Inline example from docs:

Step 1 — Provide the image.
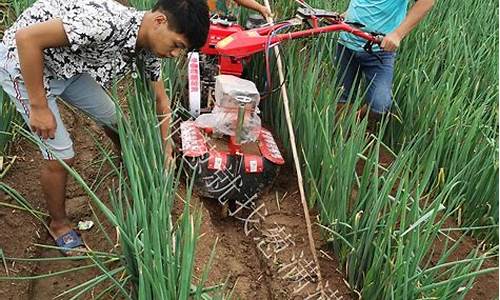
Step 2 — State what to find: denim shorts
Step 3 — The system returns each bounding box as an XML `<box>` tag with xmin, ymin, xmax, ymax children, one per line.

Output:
<box><xmin>336</xmin><ymin>44</ymin><xmax>396</xmax><ymax>114</ymax></box>
<box><xmin>0</xmin><ymin>44</ymin><xmax>116</xmax><ymax>160</ymax></box>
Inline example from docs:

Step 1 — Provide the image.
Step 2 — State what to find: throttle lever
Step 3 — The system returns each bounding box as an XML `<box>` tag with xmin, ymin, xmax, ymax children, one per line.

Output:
<box><xmin>363</xmin><ymin>34</ymin><xmax>385</xmax><ymax>64</ymax></box>
<box><xmin>344</xmin><ymin>21</ymin><xmax>365</xmax><ymax>28</ymax></box>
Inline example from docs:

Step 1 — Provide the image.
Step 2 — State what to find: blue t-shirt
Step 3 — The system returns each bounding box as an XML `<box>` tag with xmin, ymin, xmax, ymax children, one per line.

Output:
<box><xmin>340</xmin><ymin>0</ymin><xmax>409</xmax><ymax>52</ymax></box>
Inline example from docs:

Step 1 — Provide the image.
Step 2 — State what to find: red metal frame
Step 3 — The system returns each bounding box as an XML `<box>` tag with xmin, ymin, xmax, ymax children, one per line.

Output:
<box><xmin>215</xmin><ymin>20</ymin><xmax>381</xmax><ymax>59</ymax></box>
<box><xmin>199</xmin><ymin>11</ymin><xmax>381</xmax><ymax>77</ymax></box>
<box><xmin>219</xmin><ymin>56</ymin><xmax>244</xmax><ymax>76</ymax></box>
<box><xmin>200</xmin><ymin>22</ymin><xmax>244</xmax><ymax>55</ymax></box>
<box><xmin>200</xmin><ymin>21</ymin><xmax>247</xmax><ymax>76</ymax></box>
<box><xmin>185</xmin><ymin>9</ymin><xmax>382</xmax><ymax>169</ymax></box>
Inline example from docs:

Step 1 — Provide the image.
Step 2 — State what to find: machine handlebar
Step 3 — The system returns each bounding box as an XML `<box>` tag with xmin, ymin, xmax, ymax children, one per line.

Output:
<box><xmin>215</xmin><ymin>8</ymin><xmax>383</xmax><ymax>58</ymax></box>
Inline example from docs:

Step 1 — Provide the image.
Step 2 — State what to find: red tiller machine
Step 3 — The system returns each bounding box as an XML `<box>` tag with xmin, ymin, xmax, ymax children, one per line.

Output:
<box><xmin>180</xmin><ymin>4</ymin><xmax>382</xmax><ymax>202</ymax></box>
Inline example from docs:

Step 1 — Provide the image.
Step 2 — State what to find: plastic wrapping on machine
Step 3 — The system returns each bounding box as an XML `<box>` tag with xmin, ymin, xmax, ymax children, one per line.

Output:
<box><xmin>195</xmin><ymin>75</ymin><xmax>261</xmax><ymax>143</ymax></box>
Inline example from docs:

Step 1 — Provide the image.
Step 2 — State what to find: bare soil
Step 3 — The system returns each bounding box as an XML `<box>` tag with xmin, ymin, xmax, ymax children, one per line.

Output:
<box><xmin>0</xmin><ymin>104</ymin><xmax>497</xmax><ymax>299</ymax></box>
<box><xmin>0</xmin><ymin>103</ymin><xmax>353</xmax><ymax>299</ymax></box>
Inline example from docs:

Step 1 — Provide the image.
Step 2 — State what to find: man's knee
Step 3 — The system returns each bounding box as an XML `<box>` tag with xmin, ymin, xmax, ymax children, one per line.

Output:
<box><xmin>368</xmin><ymin>92</ymin><xmax>392</xmax><ymax>114</ymax></box>
<box><xmin>366</xmin><ymin>80</ymin><xmax>393</xmax><ymax>114</ymax></box>
<box><xmin>95</xmin><ymin>107</ymin><xmax>117</xmax><ymax>128</ymax></box>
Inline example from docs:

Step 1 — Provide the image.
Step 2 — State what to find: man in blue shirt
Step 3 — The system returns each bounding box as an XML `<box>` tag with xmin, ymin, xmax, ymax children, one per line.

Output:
<box><xmin>337</xmin><ymin>0</ymin><xmax>435</xmax><ymax>128</ymax></box>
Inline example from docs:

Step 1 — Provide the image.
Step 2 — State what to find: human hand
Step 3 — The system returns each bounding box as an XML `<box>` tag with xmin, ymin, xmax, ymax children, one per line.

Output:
<box><xmin>258</xmin><ymin>5</ymin><xmax>273</xmax><ymax>19</ymax></box>
<box><xmin>164</xmin><ymin>154</ymin><xmax>176</xmax><ymax>170</ymax></box>
<box><xmin>380</xmin><ymin>31</ymin><xmax>403</xmax><ymax>52</ymax></box>
<box><xmin>30</xmin><ymin>105</ymin><xmax>56</xmax><ymax>139</ymax></box>
<box><xmin>163</xmin><ymin>139</ymin><xmax>176</xmax><ymax>168</ymax></box>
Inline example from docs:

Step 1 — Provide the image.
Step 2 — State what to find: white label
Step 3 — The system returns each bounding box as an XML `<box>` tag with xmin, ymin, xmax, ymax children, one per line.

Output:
<box><xmin>250</xmin><ymin>160</ymin><xmax>258</xmax><ymax>172</ymax></box>
<box><xmin>188</xmin><ymin>52</ymin><xmax>201</xmax><ymax>117</ymax></box>
<box><xmin>214</xmin><ymin>157</ymin><xmax>223</xmax><ymax>169</ymax></box>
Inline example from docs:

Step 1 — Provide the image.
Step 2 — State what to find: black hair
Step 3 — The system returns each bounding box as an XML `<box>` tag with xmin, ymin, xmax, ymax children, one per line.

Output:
<box><xmin>152</xmin><ymin>0</ymin><xmax>209</xmax><ymax>50</ymax></box>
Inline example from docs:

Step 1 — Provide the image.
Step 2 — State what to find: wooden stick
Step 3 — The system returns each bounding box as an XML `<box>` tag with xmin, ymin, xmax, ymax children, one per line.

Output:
<box><xmin>262</xmin><ymin>0</ymin><xmax>323</xmax><ymax>287</ymax></box>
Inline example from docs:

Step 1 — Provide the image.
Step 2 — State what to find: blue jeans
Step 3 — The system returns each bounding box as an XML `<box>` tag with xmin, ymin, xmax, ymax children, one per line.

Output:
<box><xmin>336</xmin><ymin>44</ymin><xmax>396</xmax><ymax>114</ymax></box>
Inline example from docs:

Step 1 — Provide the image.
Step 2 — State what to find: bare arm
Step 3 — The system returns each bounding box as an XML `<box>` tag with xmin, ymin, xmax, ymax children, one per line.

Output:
<box><xmin>15</xmin><ymin>19</ymin><xmax>70</xmax><ymax>139</ymax></box>
<box><xmin>151</xmin><ymin>79</ymin><xmax>173</xmax><ymax>161</ymax></box>
<box><xmin>381</xmin><ymin>0</ymin><xmax>435</xmax><ymax>51</ymax></box>
<box><xmin>233</xmin><ymin>0</ymin><xmax>271</xmax><ymax>17</ymax></box>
